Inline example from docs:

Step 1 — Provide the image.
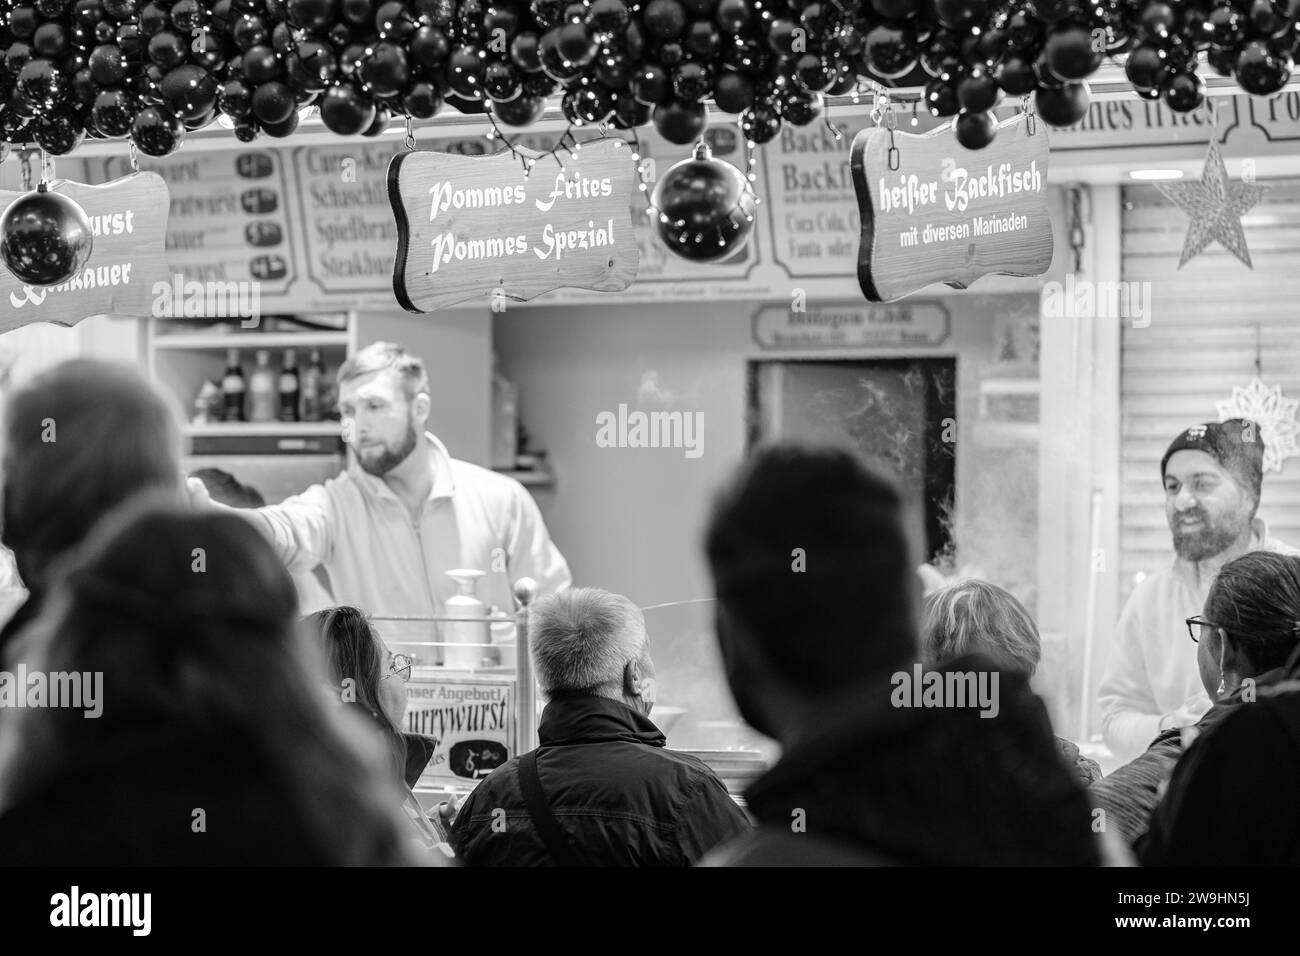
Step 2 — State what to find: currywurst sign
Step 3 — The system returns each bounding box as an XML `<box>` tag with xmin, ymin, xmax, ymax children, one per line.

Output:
<box><xmin>850</xmin><ymin>113</ymin><xmax>1053</xmax><ymax>302</ymax></box>
<box><xmin>389</xmin><ymin>137</ymin><xmax>639</xmax><ymax>311</ymax></box>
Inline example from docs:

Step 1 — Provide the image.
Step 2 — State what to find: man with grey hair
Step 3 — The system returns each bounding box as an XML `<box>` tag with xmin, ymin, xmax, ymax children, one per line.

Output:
<box><xmin>450</xmin><ymin>587</ymin><xmax>750</xmax><ymax>866</ymax></box>
<box><xmin>187</xmin><ymin>341</ymin><xmax>570</xmax><ymax>649</ymax></box>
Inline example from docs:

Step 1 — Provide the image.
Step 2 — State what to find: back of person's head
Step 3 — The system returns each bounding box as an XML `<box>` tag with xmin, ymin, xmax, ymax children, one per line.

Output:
<box><xmin>191</xmin><ymin>468</ymin><xmax>266</xmax><ymax>508</ymax></box>
<box><xmin>0</xmin><ymin>496</ymin><xmax>413</xmax><ymax>865</ymax></box>
<box><xmin>531</xmin><ymin>587</ymin><xmax>650</xmax><ymax>700</ymax></box>
<box><xmin>305</xmin><ymin>605</ymin><xmax>406</xmax><ymax>776</ymax></box>
<box><xmin>921</xmin><ymin>579</ymin><xmax>1041</xmax><ymax>677</ymax></box>
<box><xmin>1206</xmin><ymin>550</ymin><xmax>1300</xmax><ymax>675</ymax></box>
<box><xmin>704</xmin><ymin>442</ymin><xmax>918</xmax><ymax>694</ymax></box>
<box><xmin>1</xmin><ymin>360</ymin><xmax>181</xmax><ymax>591</ymax></box>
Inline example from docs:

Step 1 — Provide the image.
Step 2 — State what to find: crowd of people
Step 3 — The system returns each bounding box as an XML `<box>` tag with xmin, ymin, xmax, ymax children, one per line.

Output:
<box><xmin>0</xmin><ymin>350</ymin><xmax>1297</xmax><ymax>866</ymax></box>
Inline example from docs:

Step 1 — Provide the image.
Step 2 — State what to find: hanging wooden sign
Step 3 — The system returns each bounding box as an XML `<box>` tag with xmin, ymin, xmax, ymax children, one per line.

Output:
<box><xmin>388</xmin><ymin>137</ymin><xmax>639</xmax><ymax>312</ymax></box>
<box><xmin>0</xmin><ymin>172</ymin><xmax>171</xmax><ymax>334</ymax></box>
<box><xmin>850</xmin><ymin>113</ymin><xmax>1053</xmax><ymax>303</ymax></box>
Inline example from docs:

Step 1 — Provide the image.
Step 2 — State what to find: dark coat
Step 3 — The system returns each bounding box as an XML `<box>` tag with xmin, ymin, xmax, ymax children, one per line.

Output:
<box><xmin>1137</xmin><ymin>679</ymin><xmax>1300</xmax><ymax>866</ymax></box>
<box><xmin>703</xmin><ymin>655</ymin><xmax>1102</xmax><ymax>867</ymax></box>
<box><xmin>449</xmin><ymin>694</ymin><xmax>751</xmax><ymax>866</ymax></box>
<box><xmin>0</xmin><ymin>721</ymin><xmax>401</xmax><ymax>866</ymax></box>
<box><xmin>1088</xmin><ymin>669</ymin><xmax>1285</xmax><ymax>846</ymax></box>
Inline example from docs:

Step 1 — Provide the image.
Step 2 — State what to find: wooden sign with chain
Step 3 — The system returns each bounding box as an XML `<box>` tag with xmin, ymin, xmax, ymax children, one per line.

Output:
<box><xmin>850</xmin><ymin>108</ymin><xmax>1054</xmax><ymax>303</ymax></box>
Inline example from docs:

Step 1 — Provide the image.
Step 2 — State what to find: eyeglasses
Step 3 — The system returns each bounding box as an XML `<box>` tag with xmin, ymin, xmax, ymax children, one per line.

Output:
<box><xmin>382</xmin><ymin>653</ymin><xmax>413</xmax><ymax>683</ymax></box>
<box><xmin>1185</xmin><ymin>616</ymin><xmax>1222</xmax><ymax>644</ymax></box>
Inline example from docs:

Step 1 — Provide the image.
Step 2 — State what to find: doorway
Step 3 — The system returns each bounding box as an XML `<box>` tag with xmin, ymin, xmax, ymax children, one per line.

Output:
<box><xmin>747</xmin><ymin>358</ymin><xmax>958</xmax><ymax>564</ymax></box>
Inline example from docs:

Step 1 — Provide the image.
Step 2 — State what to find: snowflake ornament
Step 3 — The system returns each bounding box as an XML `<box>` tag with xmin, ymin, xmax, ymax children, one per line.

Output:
<box><xmin>1216</xmin><ymin>378</ymin><xmax>1300</xmax><ymax>473</ymax></box>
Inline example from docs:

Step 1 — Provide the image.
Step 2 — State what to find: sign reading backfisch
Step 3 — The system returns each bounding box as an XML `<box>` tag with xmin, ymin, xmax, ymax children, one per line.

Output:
<box><xmin>850</xmin><ymin>112</ymin><xmax>1053</xmax><ymax>303</ymax></box>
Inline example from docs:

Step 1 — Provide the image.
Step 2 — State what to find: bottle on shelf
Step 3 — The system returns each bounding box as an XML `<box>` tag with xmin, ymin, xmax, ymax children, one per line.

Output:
<box><xmin>220</xmin><ymin>349</ymin><xmax>245</xmax><ymax>423</ymax></box>
<box><xmin>301</xmin><ymin>348</ymin><xmax>324</xmax><ymax>422</ymax></box>
<box><xmin>443</xmin><ymin>569</ymin><xmax>490</xmax><ymax>670</ymax></box>
<box><xmin>278</xmin><ymin>349</ymin><xmax>300</xmax><ymax>422</ymax></box>
<box><xmin>248</xmin><ymin>349</ymin><xmax>277</xmax><ymax>423</ymax></box>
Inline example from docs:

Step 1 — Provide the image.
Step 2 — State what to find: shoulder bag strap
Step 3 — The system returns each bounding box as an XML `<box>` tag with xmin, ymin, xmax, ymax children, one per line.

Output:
<box><xmin>517</xmin><ymin>749</ymin><xmax>580</xmax><ymax>867</ymax></box>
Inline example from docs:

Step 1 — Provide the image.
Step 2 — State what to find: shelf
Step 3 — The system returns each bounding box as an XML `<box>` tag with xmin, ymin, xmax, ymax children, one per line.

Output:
<box><xmin>495</xmin><ymin>468</ymin><xmax>554</xmax><ymax>487</ymax></box>
<box><xmin>155</xmin><ymin>331</ymin><xmax>351</xmax><ymax>350</ymax></box>
<box><xmin>186</xmin><ymin>422</ymin><xmax>342</xmax><ymax>437</ymax></box>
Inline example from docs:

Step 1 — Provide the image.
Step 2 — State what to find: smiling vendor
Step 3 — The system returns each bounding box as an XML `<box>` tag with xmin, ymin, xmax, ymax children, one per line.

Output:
<box><xmin>188</xmin><ymin>341</ymin><xmax>571</xmax><ymax>651</ymax></box>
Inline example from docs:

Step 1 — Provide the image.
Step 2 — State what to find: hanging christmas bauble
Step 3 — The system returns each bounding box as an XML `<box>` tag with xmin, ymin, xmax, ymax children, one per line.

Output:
<box><xmin>586</xmin><ymin>0</ymin><xmax>629</xmax><ymax>37</ymax></box>
<box><xmin>17</xmin><ymin>57</ymin><xmax>62</xmax><ymax>108</ymax></box>
<box><xmin>252</xmin><ymin>81</ymin><xmax>296</xmax><ymax>124</ymax></box>
<box><xmin>954</xmin><ymin>109</ymin><xmax>996</xmax><ymax>149</ymax></box>
<box><xmin>612</xmin><ymin>91</ymin><xmax>651</xmax><ymax>127</ymax></box>
<box><xmin>1035</xmin><ymin>80</ymin><xmax>1090</xmax><ymax>126</ymax></box>
<box><xmin>362</xmin><ymin>103</ymin><xmax>391</xmax><ymax>136</ymax></box>
<box><xmin>0</xmin><ymin>186</ymin><xmax>94</xmax><ymax>285</ymax></box>
<box><xmin>780</xmin><ymin>89</ymin><xmax>823</xmax><ymax>126</ymax></box>
<box><xmin>92</xmin><ymin>87</ymin><xmax>136</xmax><ymax>135</ymax></box>
<box><xmin>934</xmin><ymin>0</ymin><xmax>989</xmax><ymax>31</ymax></box>
<box><xmin>1236</xmin><ymin>40</ymin><xmax>1292</xmax><ymax>95</ymax></box>
<box><xmin>161</xmin><ymin>64</ymin><xmax>219</xmax><ymax>123</ymax></box>
<box><xmin>360</xmin><ymin>40</ymin><xmax>410</xmax><ymax>97</ymax></box>
<box><xmin>1124</xmin><ymin>43</ymin><xmax>1168</xmax><ymax>91</ymax></box>
<box><xmin>34</xmin><ymin>110</ymin><xmax>86</xmax><ymax>155</ymax></box>
<box><xmin>1043</xmin><ymin>22</ymin><xmax>1101</xmax><ymax>81</ymax></box>
<box><xmin>651</xmin><ymin>142</ymin><xmax>756</xmax><ymax>262</ymax></box>
<box><xmin>925</xmin><ymin>76</ymin><xmax>960</xmax><ymax>116</ymax></box>
<box><xmin>320</xmin><ymin>81</ymin><xmax>377</xmax><ymax>134</ymax></box>
<box><xmin>631</xmin><ymin>62</ymin><xmax>673</xmax><ymax>104</ymax></box>
<box><xmin>130</xmin><ymin>103</ymin><xmax>185</xmax><ymax>155</ymax></box>
<box><xmin>956</xmin><ymin>64</ymin><xmax>999</xmax><ymax>111</ymax></box>
<box><xmin>1163</xmin><ymin>71</ymin><xmax>1205</xmax><ymax>112</ymax></box>
<box><xmin>713</xmin><ymin>70</ymin><xmax>755</xmax><ymax>113</ymax></box>
<box><xmin>402</xmin><ymin>81</ymin><xmax>443</xmax><ymax>118</ymax></box>
<box><xmin>644</xmin><ymin>0</ymin><xmax>688</xmax><ymax>39</ymax></box>
<box><xmin>491</xmin><ymin>91</ymin><xmax>545</xmax><ymax>125</ymax></box>
<box><xmin>483</xmin><ymin>60</ymin><xmax>522</xmax><ymax>101</ymax></box>
<box><xmin>715</xmin><ymin>0</ymin><xmax>752</xmax><ymax>33</ymax></box>
<box><xmin>739</xmin><ymin>101</ymin><xmax>781</xmax><ymax>143</ymax></box>
<box><xmin>446</xmin><ymin>45</ymin><xmax>487</xmax><ymax>98</ymax></box>
<box><xmin>409</xmin><ymin>26</ymin><xmax>450</xmax><ymax>68</ymax></box>
<box><xmin>287</xmin><ymin>0</ymin><xmax>336</xmax><ymax>31</ymax></box>
<box><xmin>864</xmin><ymin>21</ymin><xmax>918</xmax><ymax>79</ymax></box>
<box><xmin>996</xmin><ymin>54</ymin><xmax>1037</xmax><ymax>94</ymax></box>
<box><xmin>672</xmin><ymin>60</ymin><xmax>713</xmax><ymax>101</ymax></box>
<box><xmin>652</xmin><ymin>97</ymin><xmax>706</xmax><ymax>142</ymax></box>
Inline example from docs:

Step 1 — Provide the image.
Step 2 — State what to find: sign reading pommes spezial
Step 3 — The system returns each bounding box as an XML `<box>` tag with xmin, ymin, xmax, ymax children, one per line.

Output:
<box><xmin>389</xmin><ymin>138</ymin><xmax>639</xmax><ymax>312</ymax></box>
<box><xmin>850</xmin><ymin>113</ymin><xmax>1052</xmax><ymax>303</ymax></box>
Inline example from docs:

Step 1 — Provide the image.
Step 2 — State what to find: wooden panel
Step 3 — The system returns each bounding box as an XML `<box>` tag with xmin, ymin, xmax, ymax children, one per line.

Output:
<box><xmin>849</xmin><ymin>112</ymin><xmax>1053</xmax><ymax>302</ymax></box>
<box><xmin>389</xmin><ymin>138</ymin><xmax>639</xmax><ymax>312</ymax></box>
<box><xmin>0</xmin><ymin>173</ymin><xmax>170</xmax><ymax>333</ymax></box>
<box><xmin>1119</xmin><ymin>180</ymin><xmax>1300</xmax><ymax>600</ymax></box>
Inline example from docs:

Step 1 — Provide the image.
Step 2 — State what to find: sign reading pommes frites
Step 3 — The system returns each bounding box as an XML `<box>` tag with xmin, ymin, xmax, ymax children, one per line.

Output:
<box><xmin>850</xmin><ymin>113</ymin><xmax>1053</xmax><ymax>303</ymax></box>
<box><xmin>389</xmin><ymin>138</ymin><xmax>639</xmax><ymax>312</ymax></box>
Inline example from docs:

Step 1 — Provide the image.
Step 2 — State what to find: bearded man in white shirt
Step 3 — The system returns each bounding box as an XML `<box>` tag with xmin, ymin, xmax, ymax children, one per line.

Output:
<box><xmin>188</xmin><ymin>341</ymin><xmax>571</xmax><ymax>653</ymax></box>
<box><xmin>1098</xmin><ymin>418</ymin><xmax>1298</xmax><ymax>760</ymax></box>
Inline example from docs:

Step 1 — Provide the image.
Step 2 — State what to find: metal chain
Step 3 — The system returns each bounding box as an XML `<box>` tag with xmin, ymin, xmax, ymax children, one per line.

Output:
<box><xmin>405</xmin><ymin>116</ymin><xmax>416</xmax><ymax>151</ymax></box>
<box><xmin>1069</xmin><ymin>186</ymin><xmax>1086</xmax><ymax>273</ymax></box>
<box><xmin>129</xmin><ymin>141</ymin><xmax>140</xmax><ymax>173</ymax></box>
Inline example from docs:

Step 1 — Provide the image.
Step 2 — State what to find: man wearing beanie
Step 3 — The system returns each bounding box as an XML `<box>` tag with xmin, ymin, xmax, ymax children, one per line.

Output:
<box><xmin>1098</xmin><ymin>418</ymin><xmax>1299</xmax><ymax>760</ymax></box>
<box><xmin>699</xmin><ymin>443</ymin><xmax>1104</xmax><ymax>866</ymax></box>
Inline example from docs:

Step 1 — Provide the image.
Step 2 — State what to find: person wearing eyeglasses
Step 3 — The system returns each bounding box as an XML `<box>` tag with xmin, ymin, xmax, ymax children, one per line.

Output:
<box><xmin>306</xmin><ymin>605</ymin><xmax>449</xmax><ymax>856</ymax></box>
<box><xmin>1091</xmin><ymin>550</ymin><xmax>1300</xmax><ymax>851</ymax></box>
<box><xmin>1098</xmin><ymin>419</ymin><xmax>1299</xmax><ymax>762</ymax></box>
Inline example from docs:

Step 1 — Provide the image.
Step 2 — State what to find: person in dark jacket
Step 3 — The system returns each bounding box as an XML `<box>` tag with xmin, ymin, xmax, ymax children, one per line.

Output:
<box><xmin>0</xmin><ymin>360</ymin><xmax>183</xmax><ymax>666</ymax></box>
<box><xmin>1091</xmin><ymin>550</ymin><xmax>1300</xmax><ymax>847</ymax></box>
<box><xmin>450</xmin><ymin>587</ymin><xmax>751</xmax><ymax>866</ymax></box>
<box><xmin>1136</xmin><ymin>552</ymin><xmax>1300</xmax><ymax>865</ymax></box>
<box><xmin>699</xmin><ymin>443</ymin><xmax>1104</xmax><ymax>866</ymax></box>
<box><xmin>921</xmin><ymin>578</ymin><xmax>1103</xmax><ymax>787</ymax></box>
<box><xmin>0</xmin><ymin>498</ymin><xmax>424</xmax><ymax>866</ymax></box>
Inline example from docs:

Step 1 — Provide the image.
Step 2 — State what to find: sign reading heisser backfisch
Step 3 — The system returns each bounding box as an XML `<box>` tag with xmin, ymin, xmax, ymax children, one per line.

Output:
<box><xmin>850</xmin><ymin>112</ymin><xmax>1053</xmax><ymax>303</ymax></box>
<box><xmin>389</xmin><ymin>137</ymin><xmax>639</xmax><ymax>312</ymax></box>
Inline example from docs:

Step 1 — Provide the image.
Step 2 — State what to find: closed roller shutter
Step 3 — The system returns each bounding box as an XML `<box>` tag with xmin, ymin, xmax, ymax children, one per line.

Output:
<box><xmin>1120</xmin><ymin>179</ymin><xmax>1300</xmax><ymax>602</ymax></box>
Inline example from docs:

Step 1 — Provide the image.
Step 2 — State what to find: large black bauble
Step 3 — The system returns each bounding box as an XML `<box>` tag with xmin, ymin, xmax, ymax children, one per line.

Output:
<box><xmin>1</xmin><ymin>187</ymin><xmax>94</xmax><ymax>285</ymax></box>
<box><xmin>650</xmin><ymin>143</ymin><xmax>756</xmax><ymax>262</ymax></box>
<box><xmin>130</xmin><ymin>103</ymin><xmax>185</xmax><ymax>155</ymax></box>
<box><xmin>319</xmin><ymin>81</ymin><xmax>377</xmax><ymax>134</ymax></box>
<box><xmin>652</xmin><ymin>97</ymin><xmax>706</xmax><ymax>143</ymax></box>
<box><xmin>1035</xmin><ymin>80</ymin><xmax>1090</xmax><ymax>126</ymax></box>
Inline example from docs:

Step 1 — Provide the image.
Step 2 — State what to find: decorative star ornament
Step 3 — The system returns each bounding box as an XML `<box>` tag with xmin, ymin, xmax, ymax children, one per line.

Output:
<box><xmin>1156</xmin><ymin>138</ymin><xmax>1267</xmax><ymax>269</ymax></box>
<box><xmin>1216</xmin><ymin>377</ymin><xmax>1300</xmax><ymax>473</ymax></box>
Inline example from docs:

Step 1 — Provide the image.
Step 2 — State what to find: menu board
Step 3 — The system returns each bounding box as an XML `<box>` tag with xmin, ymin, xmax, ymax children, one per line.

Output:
<box><xmin>101</xmin><ymin>151</ymin><xmax>295</xmax><ymax>295</ymax></box>
<box><xmin>761</xmin><ymin>118</ymin><xmax>864</xmax><ymax>280</ymax></box>
<box><xmin>404</xmin><ymin>673</ymin><xmax>515</xmax><ymax>787</ymax></box>
<box><xmin>292</xmin><ymin>141</ymin><xmax>400</xmax><ymax>295</ymax></box>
